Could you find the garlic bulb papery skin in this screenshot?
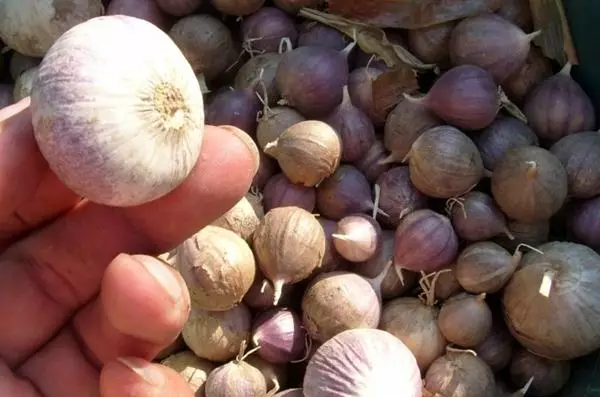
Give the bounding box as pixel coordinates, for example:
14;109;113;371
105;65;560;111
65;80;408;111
0;0;105;57
303;328;423;397
31;16;204;207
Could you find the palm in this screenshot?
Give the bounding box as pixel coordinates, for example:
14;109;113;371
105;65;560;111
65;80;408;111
0;100;257;396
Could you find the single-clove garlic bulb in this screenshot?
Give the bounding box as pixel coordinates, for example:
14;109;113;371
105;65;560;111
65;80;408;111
31;16;205;207
264;120;341;187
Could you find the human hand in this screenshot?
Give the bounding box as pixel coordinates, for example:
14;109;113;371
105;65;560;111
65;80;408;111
0;98;258;396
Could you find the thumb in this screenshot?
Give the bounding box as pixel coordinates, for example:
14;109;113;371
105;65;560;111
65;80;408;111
100;357;193;397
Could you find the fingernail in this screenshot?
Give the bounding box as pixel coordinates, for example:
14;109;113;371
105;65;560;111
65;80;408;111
117;357;164;387
134;255;183;304
220;125;260;175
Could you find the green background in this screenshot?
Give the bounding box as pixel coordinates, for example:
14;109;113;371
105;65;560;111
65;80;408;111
565;0;600;121
552;2;600;395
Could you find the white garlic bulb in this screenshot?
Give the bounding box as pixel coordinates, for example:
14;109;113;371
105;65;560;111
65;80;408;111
31;15;204;207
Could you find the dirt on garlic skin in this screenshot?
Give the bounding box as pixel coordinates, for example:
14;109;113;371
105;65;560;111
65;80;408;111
183;304;252;362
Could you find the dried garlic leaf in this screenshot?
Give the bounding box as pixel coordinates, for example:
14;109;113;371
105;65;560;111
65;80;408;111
372;67;419;121
299;8;435;70
326;0;502;29
528;0;578;65
498;87;528;123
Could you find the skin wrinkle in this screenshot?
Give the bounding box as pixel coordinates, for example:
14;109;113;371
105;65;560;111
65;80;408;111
6;175;78;239
19;248;85;312
7;211;33;234
9;206;153;314
17;327;101;397
0;192;80;253
0;360;43;397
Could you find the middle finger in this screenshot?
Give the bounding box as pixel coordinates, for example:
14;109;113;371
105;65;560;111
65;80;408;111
16;254;189;397
72;254;189;365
